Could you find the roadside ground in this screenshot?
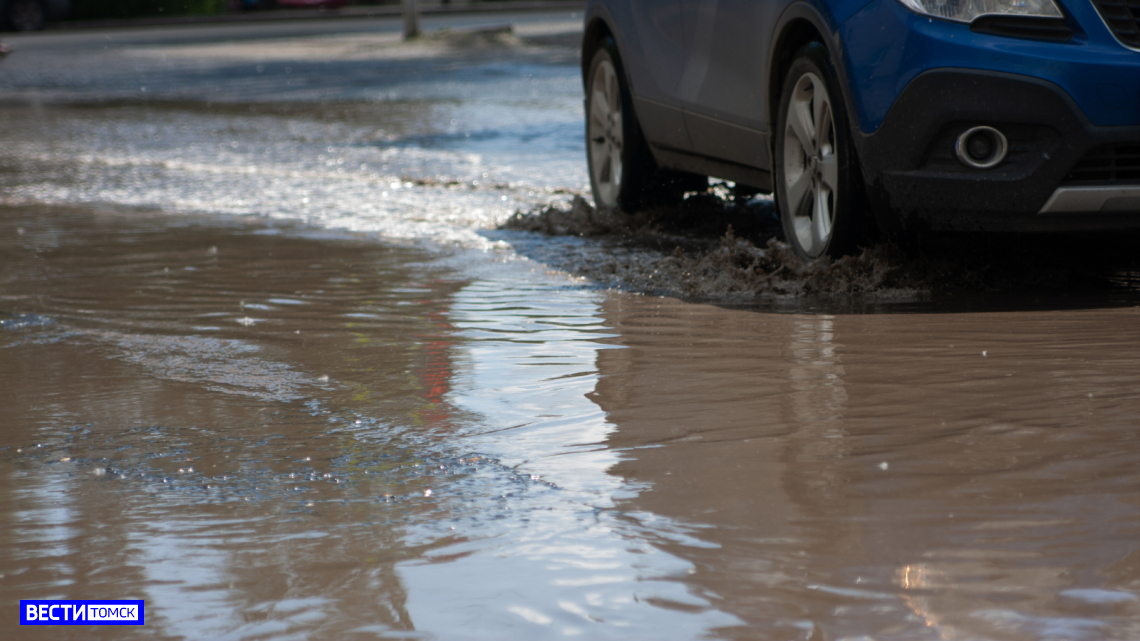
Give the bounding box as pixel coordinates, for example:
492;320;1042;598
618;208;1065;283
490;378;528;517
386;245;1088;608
42;0;585;32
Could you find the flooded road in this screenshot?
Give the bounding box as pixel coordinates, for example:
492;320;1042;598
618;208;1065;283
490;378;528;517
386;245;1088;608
3;13;1140;640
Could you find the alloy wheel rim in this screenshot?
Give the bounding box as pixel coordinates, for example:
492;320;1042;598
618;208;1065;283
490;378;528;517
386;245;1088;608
588;58;623;208
782;72;838;258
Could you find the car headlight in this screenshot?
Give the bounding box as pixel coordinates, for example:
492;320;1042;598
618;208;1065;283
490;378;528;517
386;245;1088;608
896;0;1063;23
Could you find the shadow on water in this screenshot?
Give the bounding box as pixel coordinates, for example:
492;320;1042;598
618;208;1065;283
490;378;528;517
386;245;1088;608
495;191;1140;314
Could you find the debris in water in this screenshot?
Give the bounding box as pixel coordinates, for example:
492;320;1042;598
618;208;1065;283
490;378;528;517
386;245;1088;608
502;194;1140;302
502;195;625;236
879;462;889;471
503;197;916;301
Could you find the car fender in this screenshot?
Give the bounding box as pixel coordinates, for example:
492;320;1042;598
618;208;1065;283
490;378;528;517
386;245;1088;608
766;1;872;148
583;2;635;92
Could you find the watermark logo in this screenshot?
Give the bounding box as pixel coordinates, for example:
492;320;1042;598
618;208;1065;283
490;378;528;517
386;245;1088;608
20;600;145;625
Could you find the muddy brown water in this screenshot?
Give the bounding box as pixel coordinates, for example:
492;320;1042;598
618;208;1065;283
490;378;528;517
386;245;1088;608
4;204;1140;640
4;21;1140;639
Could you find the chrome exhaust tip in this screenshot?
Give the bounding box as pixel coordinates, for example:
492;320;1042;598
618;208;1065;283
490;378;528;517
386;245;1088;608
955;126;1008;169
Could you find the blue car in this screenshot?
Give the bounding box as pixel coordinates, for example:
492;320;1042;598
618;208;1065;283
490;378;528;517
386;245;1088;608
582;0;1140;258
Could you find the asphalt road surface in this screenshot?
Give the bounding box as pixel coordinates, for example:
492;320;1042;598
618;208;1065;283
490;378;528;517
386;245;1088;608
3;13;1140;641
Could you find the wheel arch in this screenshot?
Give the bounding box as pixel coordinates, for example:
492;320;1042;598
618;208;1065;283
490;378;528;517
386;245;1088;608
766;4;864;158
581;13;617;88
767;3;882;253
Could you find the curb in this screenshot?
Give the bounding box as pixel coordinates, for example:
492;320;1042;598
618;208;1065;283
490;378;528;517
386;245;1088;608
48;1;586;32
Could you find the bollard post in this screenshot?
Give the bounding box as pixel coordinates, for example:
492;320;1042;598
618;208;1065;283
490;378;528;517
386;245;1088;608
402;0;420;39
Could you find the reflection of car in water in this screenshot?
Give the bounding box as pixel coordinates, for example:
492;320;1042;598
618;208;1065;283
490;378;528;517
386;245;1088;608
2;0;68;31
583;0;1140;259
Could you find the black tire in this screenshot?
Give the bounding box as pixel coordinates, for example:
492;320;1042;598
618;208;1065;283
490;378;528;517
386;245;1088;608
584;38;703;212
6;0;45;31
774;42;867;259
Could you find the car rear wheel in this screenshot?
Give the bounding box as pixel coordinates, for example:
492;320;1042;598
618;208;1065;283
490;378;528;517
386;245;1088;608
775;43;865;259
586;46;626;209
585;38;703;212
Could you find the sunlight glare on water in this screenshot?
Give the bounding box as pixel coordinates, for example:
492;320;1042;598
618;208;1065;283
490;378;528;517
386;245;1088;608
399;280;740;639
0;60;585;249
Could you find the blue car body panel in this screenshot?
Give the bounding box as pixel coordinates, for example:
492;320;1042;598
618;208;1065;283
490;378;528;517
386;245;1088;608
841;0;1140;133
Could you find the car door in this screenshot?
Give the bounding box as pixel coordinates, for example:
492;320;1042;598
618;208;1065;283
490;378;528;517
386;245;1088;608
677;0;771;169
621;0;694;152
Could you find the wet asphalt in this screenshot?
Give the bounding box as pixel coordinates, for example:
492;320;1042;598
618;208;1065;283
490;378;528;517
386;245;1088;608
4;13;1140;641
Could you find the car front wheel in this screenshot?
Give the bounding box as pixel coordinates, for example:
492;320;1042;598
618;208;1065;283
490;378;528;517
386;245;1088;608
775;42;865;259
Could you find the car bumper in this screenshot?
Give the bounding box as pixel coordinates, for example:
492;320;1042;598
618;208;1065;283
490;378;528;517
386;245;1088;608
839;0;1140;231
854;69;1140;231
